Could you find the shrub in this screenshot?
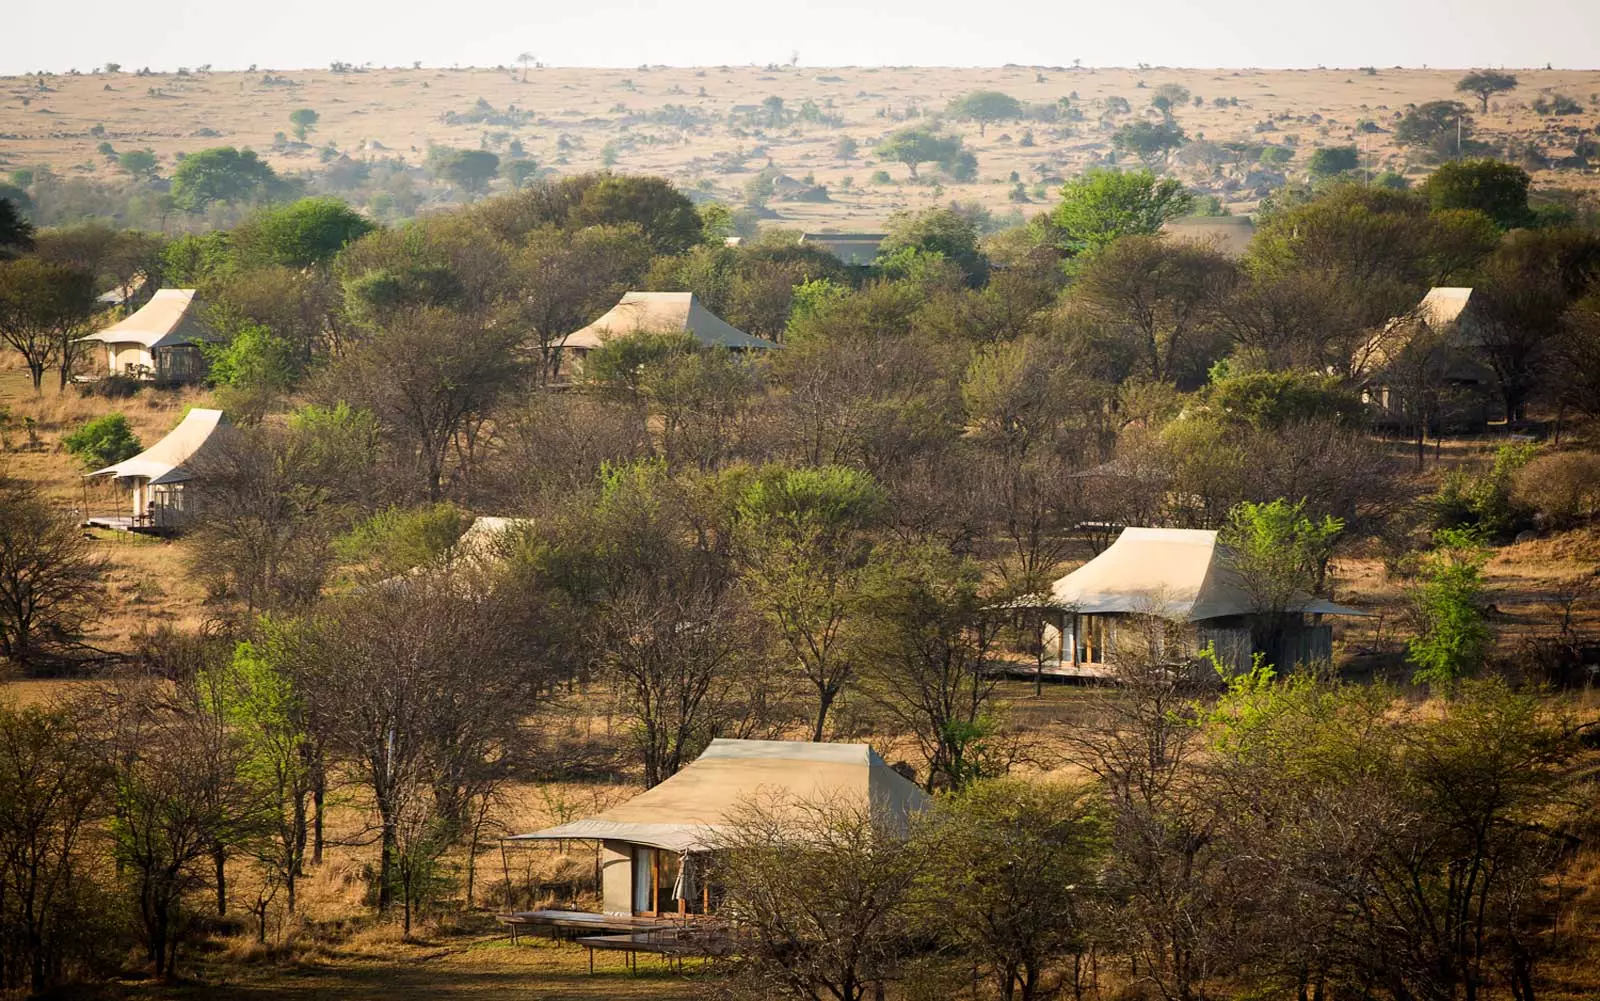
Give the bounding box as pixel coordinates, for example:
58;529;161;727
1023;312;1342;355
1512;451;1600;528
1426;443;1536;540
61;413;141;469
1406;528;1491;687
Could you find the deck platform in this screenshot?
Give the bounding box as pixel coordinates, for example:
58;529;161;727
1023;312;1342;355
496;909;673;945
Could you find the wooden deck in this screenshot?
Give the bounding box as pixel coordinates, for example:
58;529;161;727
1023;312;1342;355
497;909;673;945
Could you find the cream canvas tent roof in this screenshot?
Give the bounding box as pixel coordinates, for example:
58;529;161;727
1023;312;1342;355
510;739;929;852
800;232;887;266
1357;287;1489;376
560;292;777;352
88;408;230;485
1161;216;1258;259
1047;527;1365;621
79;289;218;350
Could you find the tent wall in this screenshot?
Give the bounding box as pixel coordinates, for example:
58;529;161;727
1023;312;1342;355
600;840;633;916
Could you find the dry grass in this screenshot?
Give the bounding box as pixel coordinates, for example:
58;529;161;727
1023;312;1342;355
5;65;1599;230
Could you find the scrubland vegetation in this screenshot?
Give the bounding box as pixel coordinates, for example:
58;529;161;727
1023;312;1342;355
1;64;1599;1001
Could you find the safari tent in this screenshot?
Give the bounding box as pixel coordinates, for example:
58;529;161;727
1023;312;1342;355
1160;216;1257;258
85;408;230;532
1355;286;1498;430
78;289;219;382
557;291;778;372
1038;527;1365;676
799;232;887;266
508;739;927;918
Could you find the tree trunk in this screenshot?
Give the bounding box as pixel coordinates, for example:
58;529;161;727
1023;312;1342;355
812;688;835;743
213;843;226;915
312;766;325;865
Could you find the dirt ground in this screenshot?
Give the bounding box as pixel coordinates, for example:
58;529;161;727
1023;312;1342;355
4;65;1600;229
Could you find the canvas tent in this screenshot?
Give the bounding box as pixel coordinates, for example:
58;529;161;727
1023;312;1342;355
1039;527;1365;675
799;232;887;266
1355;287;1497;429
86;408;230;531
559;292;778;355
78;288;218;382
509;739;927;916
1160;216;1257;258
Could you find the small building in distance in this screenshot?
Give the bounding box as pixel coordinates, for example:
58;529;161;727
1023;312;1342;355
1160;215;1257;258
557;291;778;372
1037;527;1365;677
1355;286;1498;432
78;289;219;382
85;408;231;532
508;739;927;918
798;232;887;267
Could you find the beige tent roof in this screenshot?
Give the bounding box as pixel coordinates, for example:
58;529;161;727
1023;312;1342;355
1161;216;1257;259
1048;527;1365;621
79;289;218;350
560;292;777;352
88;408;230;485
510;739;929;851
800;232;887;266
1356;287;1488;377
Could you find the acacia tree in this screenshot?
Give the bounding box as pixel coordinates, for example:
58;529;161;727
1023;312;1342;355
0;258;96;390
917;779;1106;1001
1050;169;1193;253
0;697;112;993
736;465;884;742
539;461;779;787
326;306;523;501
0;478;103;672
1217;498;1344;667
864;547;1006;792
1456;70;1518;113
297;572;544;927
946;90;1023;136
717;795;922;1001
509;222;651;382
874;127;962;179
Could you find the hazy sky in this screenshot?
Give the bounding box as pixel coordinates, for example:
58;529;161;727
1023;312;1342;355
10;0;1599;75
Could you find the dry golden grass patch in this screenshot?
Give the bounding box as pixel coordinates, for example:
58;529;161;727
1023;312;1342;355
5;65;1599;230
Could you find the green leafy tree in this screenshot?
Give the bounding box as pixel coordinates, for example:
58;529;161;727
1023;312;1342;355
879;207;987;283
500;158;540;190
288;108;319;142
0;198;33;259
917;779;1106;1001
1455;70;1518;113
238;197;375;268
170;147;283;212
1420;158;1531;230
946;90;1023;136
1050;168;1193;252
434;149;500;199
736;464;885;741
1307;145;1359;178
1112;120;1187;170
198;627;317;917
874;127;962;179
570;174;703;254
1394;101;1471;158
118;148;159;178
1407;528;1491;687
1218;498;1344;666
0;257;97;390
202;323;301;395
62;413;142;469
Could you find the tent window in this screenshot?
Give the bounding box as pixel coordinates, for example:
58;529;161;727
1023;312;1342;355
1077;614;1111;664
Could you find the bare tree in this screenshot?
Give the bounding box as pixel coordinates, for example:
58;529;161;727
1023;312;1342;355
717;794;922;1001
0;478;103;673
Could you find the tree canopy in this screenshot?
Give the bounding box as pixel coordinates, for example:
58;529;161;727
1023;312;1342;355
1455;70;1518;113
874;127;964;179
1049;169;1193;252
171;147;286;212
